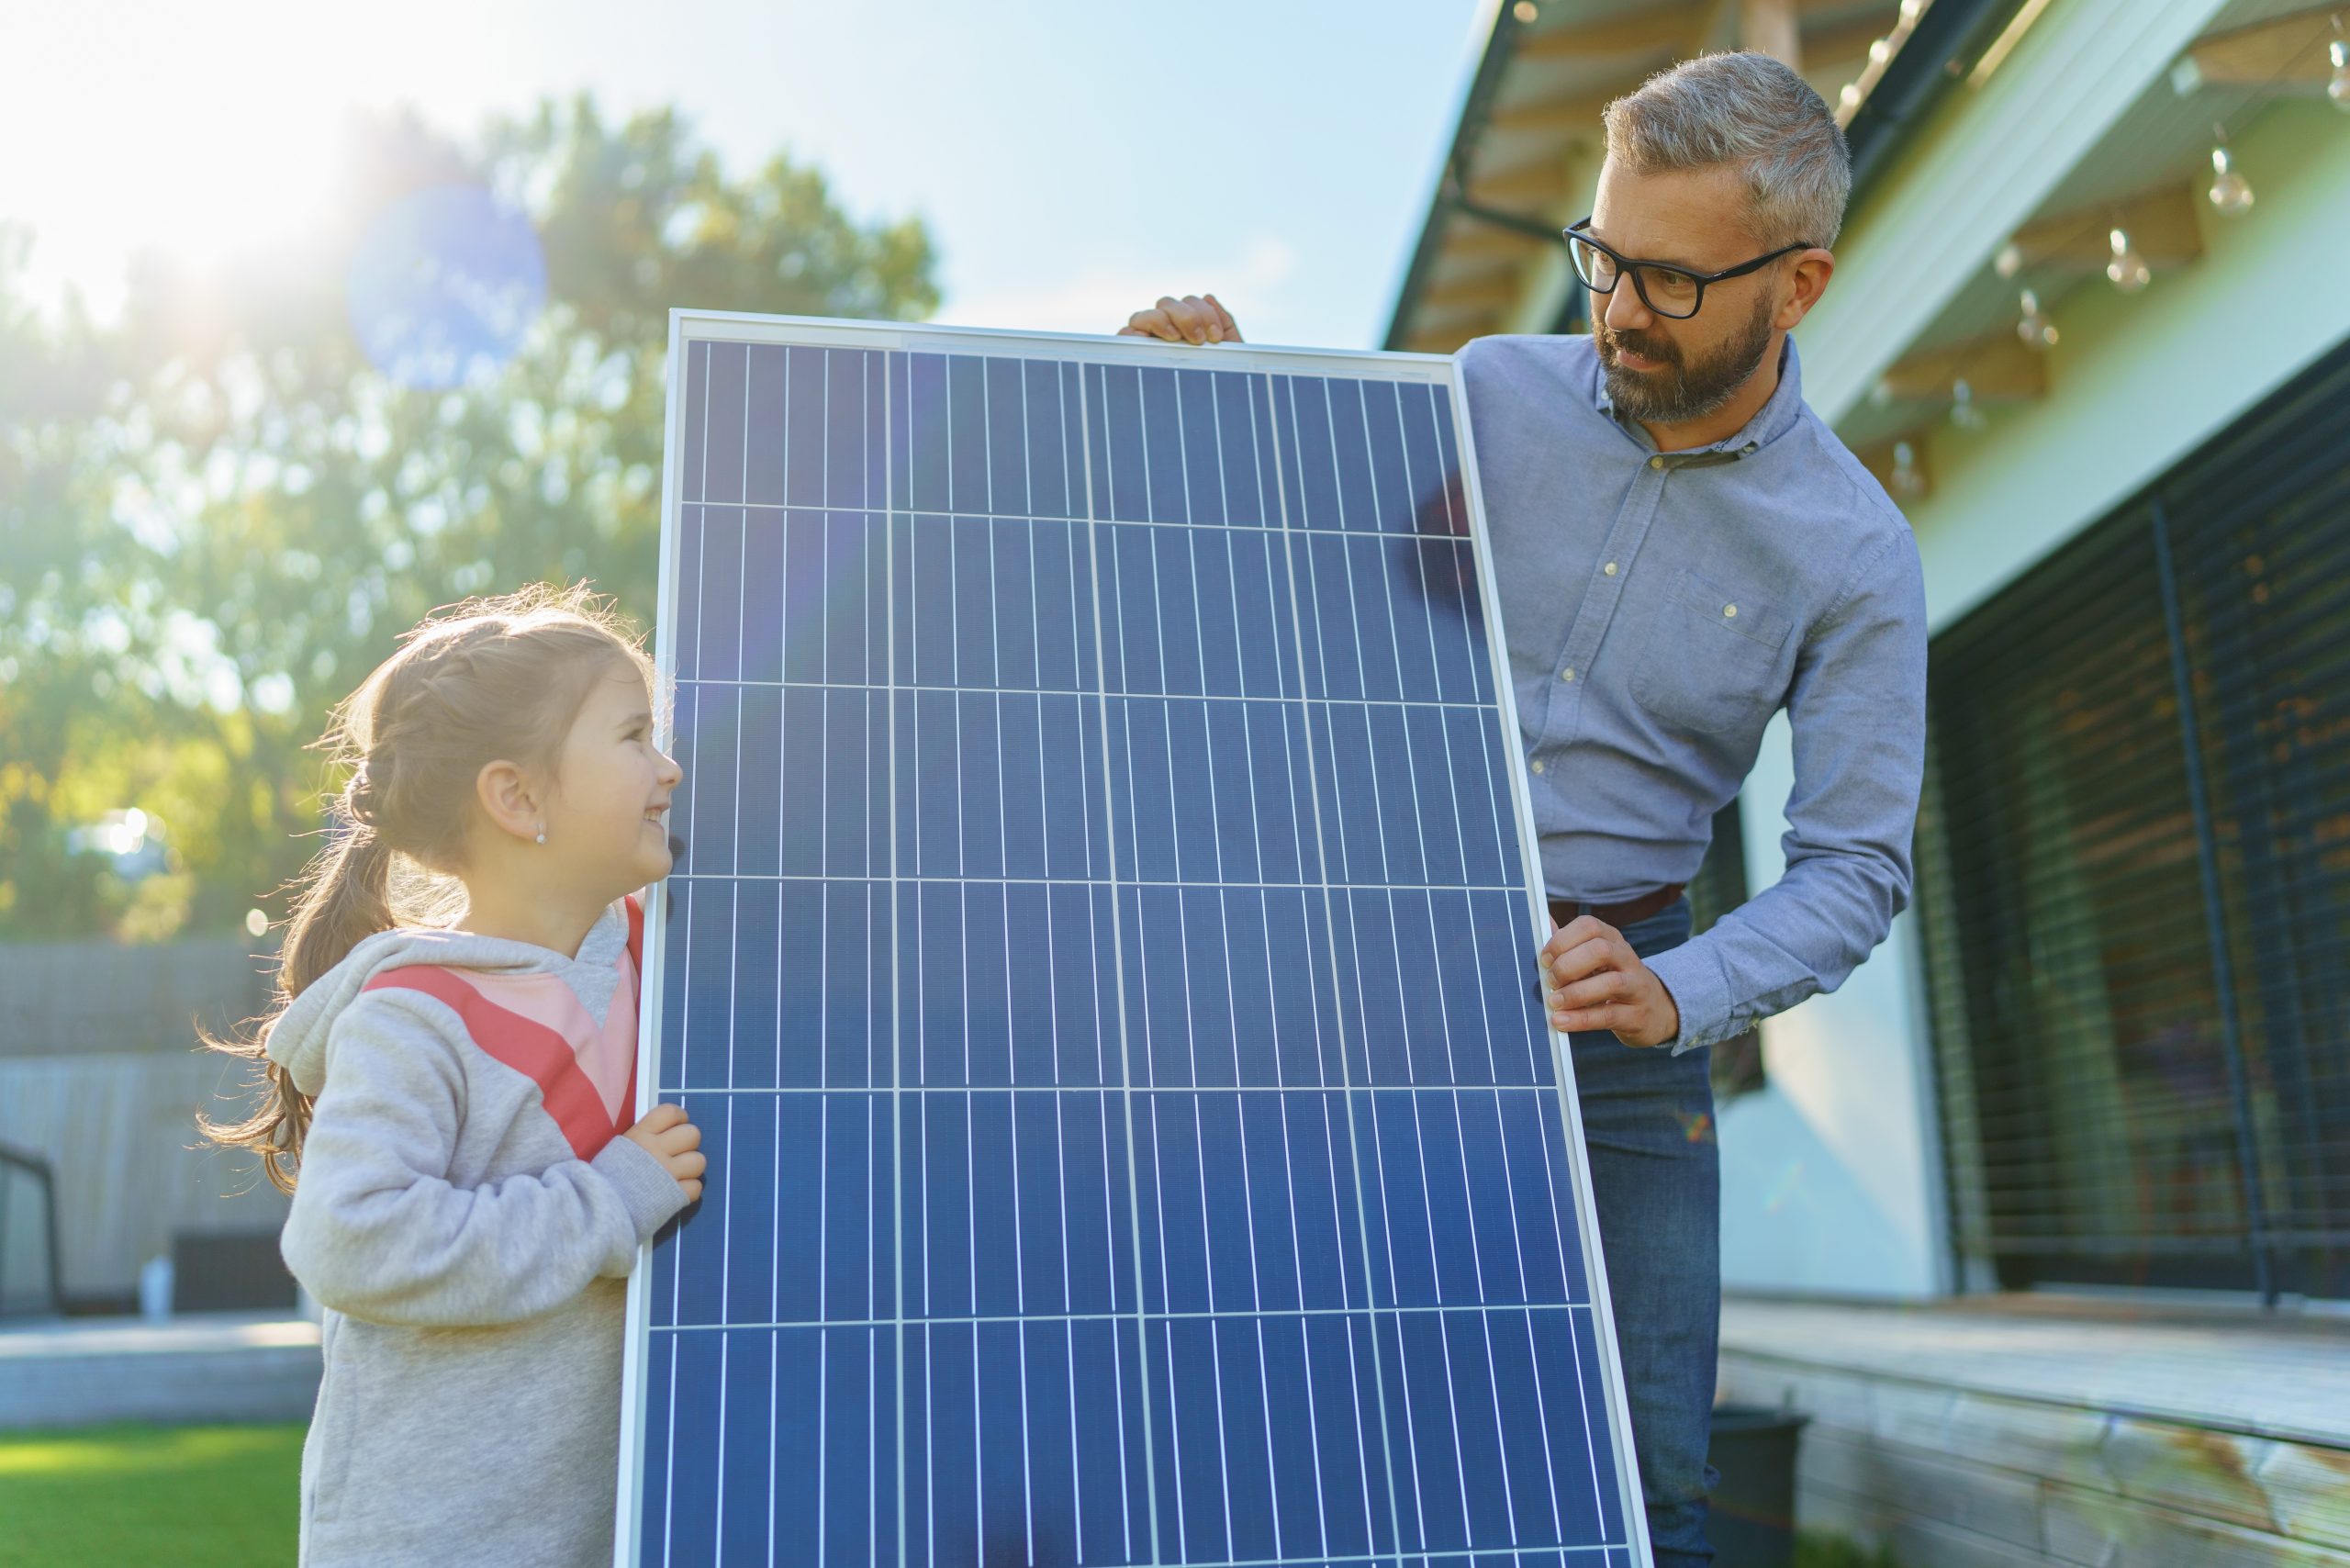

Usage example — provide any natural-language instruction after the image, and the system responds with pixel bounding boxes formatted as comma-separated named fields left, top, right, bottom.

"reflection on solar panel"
left=617, top=312, right=1651, bottom=1568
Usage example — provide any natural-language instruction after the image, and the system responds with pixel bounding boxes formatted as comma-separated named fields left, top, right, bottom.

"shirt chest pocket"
left=1630, top=568, right=1797, bottom=734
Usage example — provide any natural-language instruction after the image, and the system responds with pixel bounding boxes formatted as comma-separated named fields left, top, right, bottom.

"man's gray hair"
left=1602, top=51, right=1851, bottom=250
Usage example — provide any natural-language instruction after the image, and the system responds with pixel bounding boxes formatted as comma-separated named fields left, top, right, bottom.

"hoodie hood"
left=268, top=914, right=618, bottom=1097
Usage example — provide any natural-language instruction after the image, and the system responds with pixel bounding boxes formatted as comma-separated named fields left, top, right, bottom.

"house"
left=1384, top=0, right=2350, bottom=1560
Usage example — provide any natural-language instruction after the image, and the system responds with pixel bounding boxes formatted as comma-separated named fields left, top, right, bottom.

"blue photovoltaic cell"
left=626, top=322, right=1641, bottom=1568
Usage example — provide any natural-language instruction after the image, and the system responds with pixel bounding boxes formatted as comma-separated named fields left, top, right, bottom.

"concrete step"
left=0, top=1312, right=319, bottom=1431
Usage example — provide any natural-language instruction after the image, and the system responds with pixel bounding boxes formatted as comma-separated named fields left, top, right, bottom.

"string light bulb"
left=1951, top=377, right=1988, bottom=431
left=2106, top=227, right=2152, bottom=293
left=1890, top=442, right=1927, bottom=500
left=2208, top=128, right=2255, bottom=217
left=2017, top=289, right=2058, bottom=350
left=2330, top=34, right=2349, bottom=110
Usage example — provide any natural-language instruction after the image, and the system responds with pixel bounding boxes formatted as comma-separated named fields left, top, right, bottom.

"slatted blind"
left=2163, top=345, right=2350, bottom=1302
left=1919, top=337, right=2350, bottom=1301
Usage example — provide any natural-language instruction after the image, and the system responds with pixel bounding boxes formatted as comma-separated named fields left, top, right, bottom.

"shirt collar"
left=1588, top=335, right=1807, bottom=459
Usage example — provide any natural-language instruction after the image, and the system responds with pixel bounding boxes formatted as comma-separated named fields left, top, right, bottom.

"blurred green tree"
left=0, top=97, right=938, bottom=939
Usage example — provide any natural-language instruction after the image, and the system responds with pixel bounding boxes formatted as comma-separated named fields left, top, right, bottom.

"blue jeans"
left=1566, top=897, right=1718, bottom=1565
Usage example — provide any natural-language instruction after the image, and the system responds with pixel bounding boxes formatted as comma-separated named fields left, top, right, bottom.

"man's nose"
left=1602, top=276, right=1654, bottom=332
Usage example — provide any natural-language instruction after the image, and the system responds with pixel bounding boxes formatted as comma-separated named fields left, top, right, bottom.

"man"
left=1120, top=51, right=1926, bottom=1565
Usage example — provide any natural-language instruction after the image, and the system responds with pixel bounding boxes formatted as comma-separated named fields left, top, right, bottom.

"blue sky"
left=1, top=0, right=1490, bottom=350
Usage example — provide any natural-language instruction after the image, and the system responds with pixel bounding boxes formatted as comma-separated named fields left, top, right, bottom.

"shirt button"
left=1530, top=758, right=1547, bottom=775
left=1724, top=604, right=1739, bottom=619
left=1648, top=455, right=1665, bottom=470
left=1603, top=562, right=1617, bottom=576
left=1560, top=667, right=1575, bottom=682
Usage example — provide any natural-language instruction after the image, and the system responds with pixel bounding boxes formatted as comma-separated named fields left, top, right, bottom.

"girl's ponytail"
left=200, top=808, right=397, bottom=1193
left=202, top=582, right=655, bottom=1191
left=282, top=782, right=397, bottom=999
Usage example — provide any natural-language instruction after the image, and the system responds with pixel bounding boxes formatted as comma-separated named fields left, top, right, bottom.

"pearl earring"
left=534, top=825, right=546, bottom=846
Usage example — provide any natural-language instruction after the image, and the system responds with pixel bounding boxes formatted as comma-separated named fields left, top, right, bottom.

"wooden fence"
left=0, top=936, right=287, bottom=1305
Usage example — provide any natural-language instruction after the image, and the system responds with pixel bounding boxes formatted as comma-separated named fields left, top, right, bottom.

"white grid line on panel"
left=1268, top=369, right=1410, bottom=1566
left=677, top=675, right=1497, bottom=713
left=1083, top=358, right=1157, bottom=1566
left=647, top=1301, right=1601, bottom=1336
left=670, top=872, right=1530, bottom=897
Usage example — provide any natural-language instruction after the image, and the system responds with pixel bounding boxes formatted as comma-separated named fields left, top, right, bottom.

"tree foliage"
left=0, top=97, right=938, bottom=938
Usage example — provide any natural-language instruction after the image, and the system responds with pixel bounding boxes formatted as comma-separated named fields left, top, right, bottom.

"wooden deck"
left=1718, top=1294, right=2350, bottom=1566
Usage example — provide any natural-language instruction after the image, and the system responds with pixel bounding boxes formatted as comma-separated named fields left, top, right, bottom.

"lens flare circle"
left=346, top=184, right=547, bottom=389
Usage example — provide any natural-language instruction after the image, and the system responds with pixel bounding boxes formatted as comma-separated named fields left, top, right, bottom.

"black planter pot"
left=1706, top=1403, right=1809, bottom=1568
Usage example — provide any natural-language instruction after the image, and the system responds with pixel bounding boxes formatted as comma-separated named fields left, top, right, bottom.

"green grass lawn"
left=0, top=1423, right=304, bottom=1567
left=0, top=1421, right=1893, bottom=1568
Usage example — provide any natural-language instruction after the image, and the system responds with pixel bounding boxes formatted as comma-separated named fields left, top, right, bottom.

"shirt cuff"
left=1644, top=938, right=1735, bottom=1057
left=593, top=1131, right=693, bottom=1244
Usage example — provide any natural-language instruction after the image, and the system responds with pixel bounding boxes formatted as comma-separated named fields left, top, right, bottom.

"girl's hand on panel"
left=624, top=1103, right=707, bottom=1202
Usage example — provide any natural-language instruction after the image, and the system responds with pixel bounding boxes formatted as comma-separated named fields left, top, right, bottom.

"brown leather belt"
left=1549, top=882, right=1685, bottom=931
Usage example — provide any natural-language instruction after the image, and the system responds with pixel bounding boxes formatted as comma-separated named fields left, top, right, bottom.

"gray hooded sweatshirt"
left=270, top=901, right=688, bottom=1568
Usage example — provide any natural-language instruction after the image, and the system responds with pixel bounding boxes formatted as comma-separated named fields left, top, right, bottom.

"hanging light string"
left=1874, top=4, right=2347, bottom=474
left=2332, top=10, right=2350, bottom=108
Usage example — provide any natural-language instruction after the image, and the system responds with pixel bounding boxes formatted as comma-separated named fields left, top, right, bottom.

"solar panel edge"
left=1441, top=367, right=1655, bottom=1568
left=612, top=312, right=693, bottom=1568
left=626, top=318, right=1650, bottom=1567
left=1074, top=358, right=1171, bottom=1568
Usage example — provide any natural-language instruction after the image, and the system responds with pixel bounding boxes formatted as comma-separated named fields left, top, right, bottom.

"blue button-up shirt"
left=1457, top=333, right=1927, bottom=1055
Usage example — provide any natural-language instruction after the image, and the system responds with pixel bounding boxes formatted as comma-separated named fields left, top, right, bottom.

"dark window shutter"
left=1919, top=336, right=2350, bottom=1300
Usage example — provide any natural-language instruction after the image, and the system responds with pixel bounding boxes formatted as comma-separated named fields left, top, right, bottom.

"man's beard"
left=1595, top=292, right=1776, bottom=425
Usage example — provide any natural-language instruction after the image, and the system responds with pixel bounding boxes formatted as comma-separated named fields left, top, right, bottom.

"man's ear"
left=1777, top=248, right=1835, bottom=331
left=476, top=759, right=542, bottom=845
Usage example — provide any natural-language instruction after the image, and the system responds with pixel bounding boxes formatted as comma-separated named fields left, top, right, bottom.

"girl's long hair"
left=202, top=582, right=656, bottom=1191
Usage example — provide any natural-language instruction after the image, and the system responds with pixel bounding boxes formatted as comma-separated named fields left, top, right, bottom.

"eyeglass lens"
left=1568, top=235, right=1702, bottom=319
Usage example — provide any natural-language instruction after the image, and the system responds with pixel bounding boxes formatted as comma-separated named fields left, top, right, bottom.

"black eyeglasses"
left=1563, top=218, right=1814, bottom=320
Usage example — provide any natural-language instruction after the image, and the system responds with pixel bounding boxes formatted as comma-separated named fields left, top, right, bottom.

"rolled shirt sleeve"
left=1643, top=528, right=1929, bottom=1054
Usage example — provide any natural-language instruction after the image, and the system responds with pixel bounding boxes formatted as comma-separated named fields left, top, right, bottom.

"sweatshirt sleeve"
left=279, top=992, right=688, bottom=1327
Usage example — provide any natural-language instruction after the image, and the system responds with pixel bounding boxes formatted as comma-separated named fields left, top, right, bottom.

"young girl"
left=207, top=583, right=706, bottom=1568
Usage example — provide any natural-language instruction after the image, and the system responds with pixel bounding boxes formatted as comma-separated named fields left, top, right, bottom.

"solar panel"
left=618, top=310, right=1652, bottom=1568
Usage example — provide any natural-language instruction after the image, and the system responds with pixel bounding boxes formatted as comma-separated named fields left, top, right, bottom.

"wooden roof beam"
left=1443, top=224, right=1555, bottom=263
left=1804, top=9, right=1904, bottom=71
left=2170, top=6, right=2344, bottom=94
left=1852, top=433, right=1928, bottom=484
left=1513, top=4, right=1707, bottom=62
left=1877, top=330, right=2047, bottom=404
left=1420, top=274, right=1526, bottom=315
left=1486, top=89, right=1618, bottom=139
left=1998, top=182, right=2202, bottom=275
left=1465, top=157, right=1577, bottom=209
left=1695, top=0, right=1893, bottom=52
left=1741, top=0, right=1802, bottom=69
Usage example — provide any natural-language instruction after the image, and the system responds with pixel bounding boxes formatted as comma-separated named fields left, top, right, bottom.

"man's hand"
left=1539, top=915, right=1682, bottom=1048
left=1118, top=294, right=1243, bottom=345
